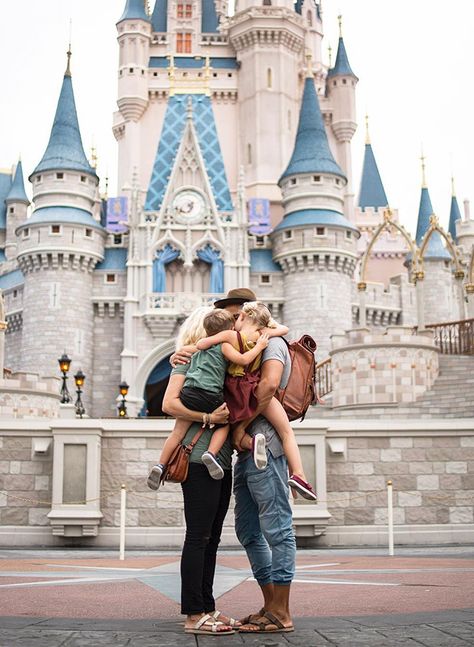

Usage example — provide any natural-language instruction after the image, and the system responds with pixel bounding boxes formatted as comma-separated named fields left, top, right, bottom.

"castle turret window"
left=267, top=68, right=272, bottom=89
left=105, top=273, right=117, bottom=284
left=56, top=172, right=64, bottom=179
left=260, top=274, right=271, bottom=285
left=113, top=234, right=123, bottom=245
left=9, top=207, right=14, bottom=214
left=284, top=230, right=293, bottom=240
left=85, top=228, right=92, bottom=238
left=50, top=225, right=61, bottom=234
left=315, top=227, right=325, bottom=236
left=80, top=175, right=86, bottom=183
left=177, top=32, right=192, bottom=53
left=313, top=175, right=321, bottom=183
left=255, top=236, right=265, bottom=246
left=177, top=3, right=192, bottom=18
left=36, top=175, right=42, bottom=182
left=346, top=231, right=352, bottom=239
left=247, top=143, right=252, bottom=164
left=22, top=228, right=29, bottom=238
left=307, top=10, right=313, bottom=26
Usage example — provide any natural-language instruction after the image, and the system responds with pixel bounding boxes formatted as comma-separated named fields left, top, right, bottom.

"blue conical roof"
left=415, top=187, right=433, bottom=245
left=327, top=37, right=357, bottom=78
left=448, top=194, right=461, bottom=242
left=202, top=0, right=219, bottom=32
left=416, top=186, right=450, bottom=261
left=32, top=72, right=96, bottom=178
left=118, top=0, right=149, bottom=22
left=151, top=0, right=167, bottom=30
left=6, top=161, right=29, bottom=204
left=280, top=77, right=345, bottom=182
left=358, top=143, right=388, bottom=211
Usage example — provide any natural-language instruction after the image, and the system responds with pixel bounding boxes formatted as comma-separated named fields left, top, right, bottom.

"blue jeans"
left=234, top=453, right=296, bottom=586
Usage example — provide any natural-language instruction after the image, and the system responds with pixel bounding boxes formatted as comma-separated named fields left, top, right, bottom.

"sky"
left=0, top=0, right=472, bottom=236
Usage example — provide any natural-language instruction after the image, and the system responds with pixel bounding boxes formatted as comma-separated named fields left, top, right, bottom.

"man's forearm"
left=162, top=397, right=203, bottom=422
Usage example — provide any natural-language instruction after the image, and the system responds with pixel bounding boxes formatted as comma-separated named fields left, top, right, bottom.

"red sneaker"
left=287, top=474, right=317, bottom=501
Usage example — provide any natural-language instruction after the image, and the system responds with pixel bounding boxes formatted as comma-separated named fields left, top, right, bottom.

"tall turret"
left=5, top=160, right=29, bottom=260
left=326, top=17, right=358, bottom=222
left=358, top=119, right=388, bottom=212
left=273, top=74, right=359, bottom=357
left=116, top=0, right=151, bottom=187
left=414, top=157, right=453, bottom=324
left=16, top=52, right=105, bottom=406
left=228, top=0, right=305, bottom=204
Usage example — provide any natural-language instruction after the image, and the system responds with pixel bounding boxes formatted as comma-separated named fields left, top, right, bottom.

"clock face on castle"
left=172, top=190, right=205, bottom=224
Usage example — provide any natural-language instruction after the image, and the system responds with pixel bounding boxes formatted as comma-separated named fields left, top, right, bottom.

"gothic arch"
left=131, top=339, right=176, bottom=405
left=419, top=215, right=463, bottom=273
left=359, top=208, right=420, bottom=285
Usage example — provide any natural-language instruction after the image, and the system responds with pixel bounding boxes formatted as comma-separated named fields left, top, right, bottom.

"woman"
left=162, top=306, right=240, bottom=636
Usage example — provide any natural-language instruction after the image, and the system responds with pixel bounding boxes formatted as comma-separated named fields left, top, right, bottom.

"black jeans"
left=180, top=463, right=232, bottom=615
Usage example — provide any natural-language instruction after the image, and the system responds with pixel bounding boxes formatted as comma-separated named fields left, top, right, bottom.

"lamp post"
left=118, top=381, right=129, bottom=418
left=58, top=353, right=72, bottom=404
left=74, top=369, right=86, bottom=418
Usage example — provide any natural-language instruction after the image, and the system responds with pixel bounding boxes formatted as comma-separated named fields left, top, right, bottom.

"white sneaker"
left=252, top=433, right=267, bottom=470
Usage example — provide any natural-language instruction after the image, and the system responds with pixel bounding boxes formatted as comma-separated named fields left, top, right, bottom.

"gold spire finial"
left=90, top=143, right=97, bottom=169
left=65, top=19, right=72, bottom=77
left=420, top=147, right=427, bottom=188
left=65, top=46, right=72, bottom=77
left=305, top=50, right=313, bottom=78
left=338, top=14, right=343, bottom=38
left=365, top=114, right=370, bottom=145
left=328, top=43, right=332, bottom=68
left=451, top=175, right=456, bottom=197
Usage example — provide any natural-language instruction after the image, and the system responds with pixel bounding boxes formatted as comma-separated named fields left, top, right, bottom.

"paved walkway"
left=0, top=548, right=473, bottom=646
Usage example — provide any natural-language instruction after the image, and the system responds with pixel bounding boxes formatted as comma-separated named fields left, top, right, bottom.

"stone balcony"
left=143, top=292, right=222, bottom=338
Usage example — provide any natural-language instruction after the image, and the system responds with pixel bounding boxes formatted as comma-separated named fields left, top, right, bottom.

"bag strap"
left=183, top=425, right=207, bottom=454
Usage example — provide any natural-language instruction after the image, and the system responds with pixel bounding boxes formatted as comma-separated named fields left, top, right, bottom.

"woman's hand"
left=210, top=402, right=230, bottom=425
left=256, top=332, right=270, bottom=350
left=170, top=345, right=196, bottom=367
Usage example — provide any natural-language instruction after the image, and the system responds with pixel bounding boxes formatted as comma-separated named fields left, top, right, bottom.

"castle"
left=0, top=0, right=473, bottom=546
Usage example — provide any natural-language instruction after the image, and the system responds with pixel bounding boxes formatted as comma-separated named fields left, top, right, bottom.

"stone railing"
left=147, top=292, right=222, bottom=315
left=329, top=326, right=439, bottom=409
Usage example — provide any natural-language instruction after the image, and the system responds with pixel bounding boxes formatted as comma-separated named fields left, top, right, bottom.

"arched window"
left=307, top=10, right=313, bottom=26
left=267, top=67, right=272, bottom=89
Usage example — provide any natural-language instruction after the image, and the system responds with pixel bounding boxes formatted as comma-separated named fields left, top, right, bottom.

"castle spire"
left=358, top=124, right=388, bottom=212
left=118, top=0, right=149, bottom=22
left=448, top=178, right=461, bottom=242
left=415, top=175, right=450, bottom=260
left=31, top=56, right=96, bottom=178
left=6, top=160, right=29, bottom=205
left=327, top=17, right=357, bottom=78
left=151, top=0, right=167, bottom=31
left=279, top=77, right=345, bottom=182
left=202, top=0, right=219, bottom=33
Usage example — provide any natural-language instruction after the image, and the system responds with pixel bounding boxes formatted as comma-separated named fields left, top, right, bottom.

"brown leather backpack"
left=276, top=335, right=317, bottom=421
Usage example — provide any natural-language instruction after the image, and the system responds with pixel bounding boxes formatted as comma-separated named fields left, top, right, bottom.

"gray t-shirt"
left=239, top=336, right=291, bottom=461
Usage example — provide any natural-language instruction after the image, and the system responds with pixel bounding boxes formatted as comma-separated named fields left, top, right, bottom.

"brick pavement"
left=0, top=548, right=473, bottom=646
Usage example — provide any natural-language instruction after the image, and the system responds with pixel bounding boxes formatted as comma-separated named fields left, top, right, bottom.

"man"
left=172, top=287, right=296, bottom=634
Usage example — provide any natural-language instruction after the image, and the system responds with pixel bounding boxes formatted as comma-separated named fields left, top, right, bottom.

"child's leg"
left=208, top=424, right=230, bottom=456
left=262, top=397, right=305, bottom=478
left=147, top=418, right=192, bottom=490
left=159, top=418, right=192, bottom=466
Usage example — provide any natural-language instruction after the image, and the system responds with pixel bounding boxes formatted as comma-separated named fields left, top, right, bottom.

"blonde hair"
left=203, top=309, right=234, bottom=336
left=241, top=301, right=277, bottom=329
left=176, top=306, right=213, bottom=348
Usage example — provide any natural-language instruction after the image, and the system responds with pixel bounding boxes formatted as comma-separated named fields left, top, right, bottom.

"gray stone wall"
left=4, top=328, right=22, bottom=372
left=327, top=435, right=474, bottom=529
left=21, top=267, right=95, bottom=410
left=0, top=435, right=52, bottom=528
left=423, top=261, right=455, bottom=325
left=91, top=307, right=124, bottom=418
left=283, top=269, right=353, bottom=359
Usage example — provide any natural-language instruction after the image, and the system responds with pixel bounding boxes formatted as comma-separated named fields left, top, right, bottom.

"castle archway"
left=133, top=340, right=175, bottom=416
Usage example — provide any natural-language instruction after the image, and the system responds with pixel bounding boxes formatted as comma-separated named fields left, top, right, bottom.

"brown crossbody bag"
left=161, top=425, right=207, bottom=484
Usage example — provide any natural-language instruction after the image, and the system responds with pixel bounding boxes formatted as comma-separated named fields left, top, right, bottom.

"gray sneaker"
left=147, top=464, right=164, bottom=490
left=202, top=451, right=225, bottom=480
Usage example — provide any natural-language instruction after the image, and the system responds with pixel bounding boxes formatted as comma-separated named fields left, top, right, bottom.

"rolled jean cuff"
left=255, top=576, right=273, bottom=587
left=272, top=578, right=293, bottom=585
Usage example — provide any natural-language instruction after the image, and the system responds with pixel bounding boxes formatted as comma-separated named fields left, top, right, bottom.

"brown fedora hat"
left=214, top=287, right=257, bottom=309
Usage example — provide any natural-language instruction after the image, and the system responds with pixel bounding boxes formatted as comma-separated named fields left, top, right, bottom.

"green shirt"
left=171, top=362, right=232, bottom=469
left=182, top=344, right=227, bottom=394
